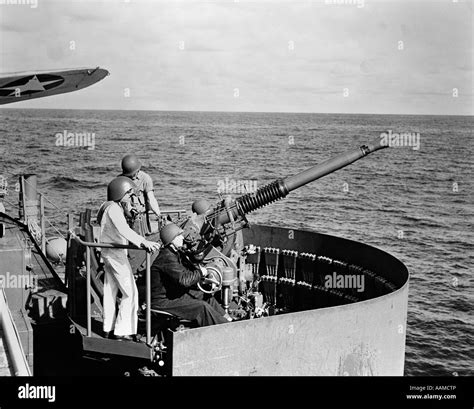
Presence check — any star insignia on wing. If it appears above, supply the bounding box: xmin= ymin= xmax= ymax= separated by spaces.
xmin=0 ymin=75 xmax=63 ymax=96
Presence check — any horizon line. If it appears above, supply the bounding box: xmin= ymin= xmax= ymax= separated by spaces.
xmin=0 ymin=107 xmax=473 ymax=117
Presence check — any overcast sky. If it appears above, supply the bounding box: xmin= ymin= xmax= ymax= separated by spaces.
xmin=0 ymin=0 xmax=472 ymax=114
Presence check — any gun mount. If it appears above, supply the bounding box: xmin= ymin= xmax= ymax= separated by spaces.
xmin=179 ymin=137 xmax=388 ymax=299
xmin=25 ymin=135 xmax=408 ymax=376
xmin=182 ymin=137 xmax=388 ymax=257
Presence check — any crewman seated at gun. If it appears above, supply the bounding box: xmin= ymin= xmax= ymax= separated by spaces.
xmin=97 ymin=176 xmax=160 ymax=341
xmin=150 ymin=223 xmax=230 ymax=327
xmin=191 ymin=199 xmax=211 ymax=216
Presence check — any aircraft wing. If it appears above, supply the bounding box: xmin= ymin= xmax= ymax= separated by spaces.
xmin=0 ymin=67 xmax=109 ymax=105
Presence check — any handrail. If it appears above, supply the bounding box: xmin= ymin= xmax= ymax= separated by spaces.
xmin=0 ymin=289 xmax=31 ymax=376
xmin=69 ymin=232 xmax=153 ymax=346
xmin=87 ymin=209 xmax=188 ymax=224
xmin=154 ymin=209 xmax=187 ymax=216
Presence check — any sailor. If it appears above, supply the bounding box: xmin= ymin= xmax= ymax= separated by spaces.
xmin=120 ymin=154 xmax=161 ymax=236
xmin=182 ymin=199 xmax=212 ymax=246
xmin=191 ymin=199 xmax=211 ymax=216
xmin=150 ymin=223 xmax=230 ymax=327
xmin=97 ymin=176 xmax=160 ymax=340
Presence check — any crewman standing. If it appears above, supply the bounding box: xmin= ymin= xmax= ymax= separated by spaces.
xmin=120 ymin=154 xmax=162 ymax=274
xmin=120 ymin=154 xmax=161 ymax=236
xmin=98 ymin=176 xmax=160 ymax=340
xmin=150 ymin=223 xmax=230 ymax=327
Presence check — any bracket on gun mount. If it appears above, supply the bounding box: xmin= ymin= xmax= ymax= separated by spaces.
xmin=188 ymin=178 xmax=290 ymax=258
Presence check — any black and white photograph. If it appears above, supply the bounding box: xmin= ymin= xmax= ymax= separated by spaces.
xmin=0 ymin=0 xmax=472 ymax=408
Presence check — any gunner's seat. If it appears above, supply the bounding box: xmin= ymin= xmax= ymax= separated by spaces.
xmin=138 ymin=305 xmax=197 ymax=334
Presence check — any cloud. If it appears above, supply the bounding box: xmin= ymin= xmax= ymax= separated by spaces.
xmin=0 ymin=0 xmax=472 ymax=114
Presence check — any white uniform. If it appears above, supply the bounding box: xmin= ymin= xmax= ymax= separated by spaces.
xmin=99 ymin=202 xmax=145 ymax=336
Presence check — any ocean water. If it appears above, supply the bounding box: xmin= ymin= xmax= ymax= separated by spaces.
xmin=0 ymin=108 xmax=473 ymax=376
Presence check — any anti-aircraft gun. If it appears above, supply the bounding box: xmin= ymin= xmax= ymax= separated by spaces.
xmin=178 ymin=137 xmax=389 ymax=316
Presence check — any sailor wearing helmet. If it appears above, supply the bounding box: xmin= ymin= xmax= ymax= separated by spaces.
xmin=97 ymin=176 xmax=160 ymax=340
xmin=120 ymin=153 xmax=161 ymax=236
xmin=150 ymin=223 xmax=230 ymax=327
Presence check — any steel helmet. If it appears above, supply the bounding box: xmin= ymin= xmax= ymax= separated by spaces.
xmin=121 ymin=154 xmax=141 ymax=177
xmin=160 ymin=223 xmax=184 ymax=246
xmin=107 ymin=176 xmax=136 ymax=201
xmin=191 ymin=199 xmax=211 ymax=215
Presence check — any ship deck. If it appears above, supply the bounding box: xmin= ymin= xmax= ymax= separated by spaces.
xmin=0 ymin=212 xmax=68 ymax=375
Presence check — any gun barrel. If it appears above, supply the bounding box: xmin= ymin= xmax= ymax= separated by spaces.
xmin=212 ymin=137 xmax=388 ymax=226
xmin=284 ymin=137 xmax=387 ymax=192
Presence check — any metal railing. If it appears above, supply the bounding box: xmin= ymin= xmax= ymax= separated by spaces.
xmin=70 ymin=233 xmax=153 ymax=345
xmin=0 ymin=289 xmax=32 ymax=376
xmin=151 ymin=209 xmax=187 ymax=219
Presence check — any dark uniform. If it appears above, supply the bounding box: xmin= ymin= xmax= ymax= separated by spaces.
xmin=151 ymin=246 xmax=228 ymax=327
